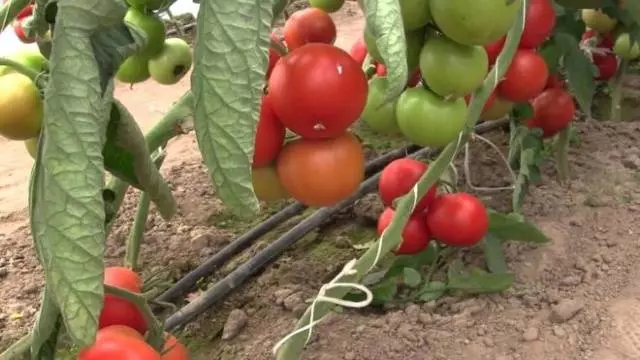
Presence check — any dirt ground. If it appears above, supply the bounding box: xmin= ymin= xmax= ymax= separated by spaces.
xmin=3 ymin=2 xmax=640 ymax=360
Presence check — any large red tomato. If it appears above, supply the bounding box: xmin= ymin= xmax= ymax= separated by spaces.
xmin=99 ymin=267 xmax=148 ymax=335
xmin=253 ymin=95 xmax=285 ymax=167
xmin=276 ymin=132 xmax=365 ymax=207
xmin=484 ymin=36 xmax=505 ymax=66
xmin=161 ymin=334 xmax=189 ymax=360
xmin=283 ymin=8 xmax=337 ymax=50
xmin=526 ymin=88 xmax=576 ymax=138
xmin=349 ymin=36 xmax=368 ymax=67
xmin=425 ymin=193 xmax=488 ymax=247
xmin=78 ymin=329 xmax=161 ymax=360
xmin=497 ymin=49 xmax=548 ymax=102
xmin=519 ymin=0 xmax=556 ymax=49
xmin=378 ymin=158 xmax=437 ymax=214
xmin=377 ymin=207 xmax=430 ymax=255
xmin=268 ymin=43 xmax=368 ymax=139
xmin=593 ymin=53 xmax=618 ymax=81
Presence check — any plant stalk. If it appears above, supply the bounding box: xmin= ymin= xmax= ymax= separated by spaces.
xmin=0 ymin=58 xmax=41 ymax=81
xmin=274 ymin=3 xmax=527 ymax=358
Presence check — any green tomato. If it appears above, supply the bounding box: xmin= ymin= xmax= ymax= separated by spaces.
xmin=148 ymin=38 xmax=193 ymax=85
xmin=400 ymin=0 xmax=431 ymax=31
xmin=0 ymin=46 xmax=48 ymax=76
xmin=364 ymin=27 xmax=425 ymax=72
xmin=116 ymin=54 xmax=151 ymax=84
xmin=396 ymin=87 xmax=467 ymax=148
xmin=126 ymin=0 xmax=168 ymax=10
xmin=125 ymin=8 xmax=166 ymax=57
xmin=419 ymin=33 xmax=488 ymax=97
xmin=25 ymin=136 xmax=38 ymax=159
xmin=360 ymin=76 xmax=401 ymax=135
xmin=613 ymin=33 xmax=640 ymax=60
xmin=309 ymin=0 xmax=345 ymax=13
xmin=582 ymin=9 xmax=617 ymax=33
xmin=430 ymin=0 xmax=523 ymax=46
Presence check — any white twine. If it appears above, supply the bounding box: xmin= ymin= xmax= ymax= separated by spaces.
xmin=464 ymin=133 xmax=516 ymax=192
xmin=272 ymin=259 xmax=373 ymax=356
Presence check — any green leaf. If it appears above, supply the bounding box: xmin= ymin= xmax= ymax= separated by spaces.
xmin=539 ymin=41 xmax=562 ymax=72
xmin=90 ymin=25 xmax=143 ymax=93
xmin=402 ymin=267 xmax=422 ymax=287
xmin=482 ymin=234 xmax=509 ymax=274
xmin=386 ymin=242 xmax=439 ymax=278
xmin=417 ymin=281 xmax=446 ymax=302
xmin=361 ymin=269 xmax=388 ymax=286
xmin=554 ymin=33 xmax=597 ymax=116
xmin=448 ymin=267 xmax=514 ymax=294
xmin=511 ymin=102 xmax=534 ymax=121
xmin=488 ymin=210 xmax=551 ymax=243
xmin=30 ymin=287 xmax=61 ymax=359
xmin=370 ymin=279 xmax=398 ymax=305
xmin=29 ymin=0 xmax=129 ymax=347
xmin=363 ymin=0 xmax=408 ymax=102
xmin=191 ymin=0 xmax=271 ymax=218
xmin=553 ymin=9 xmax=585 ymax=39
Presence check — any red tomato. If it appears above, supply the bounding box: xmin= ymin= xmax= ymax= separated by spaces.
xmin=161 ymin=334 xmax=189 ymax=360
xmin=581 ymin=29 xmax=614 ymax=49
xmin=349 ymin=36 xmax=368 ymax=67
xmin=593 ymin=53 xmax=618 ymax=81
xmin=16 ymin=4 xmax=33 ymax=20
xmin=377 ymin=207 xmax=430 ymax=255
xmin=425 ymin=193 xmax=488 ymax=247
xmin=545 ymin=73 xmax=565 ymax=89
xmin=283 ymin=8 xmax=337 ymax=50
xmin=378 ymin=158 xmax=437 ymax=214
xmin=12 ymin=17 xmax=34 ymax=44
xmin=253 ymin=95 xmax=285 ymax=167
xmin=484 ymin=36 xmax=506 ymax=66
xmin=99 ymin=267 xmax=148 ymax=335
xmin=98 ymin=325 xmax=145 ymax=341
xmin=519 ymin=0 xmax=556 ymax=49
xmin=266 ymin=48 xmax=281 ymax=79
xmin=464 ymin=90 xmax=497 ymax=113
xmin=497 ymin=49 xmax=548 ymax=102
xmin=78 ymin=329 xmax=161 ymax=360
xmin=376 ymin=63 xmax=387 ymax=76
xmin=268 ymin=43 xmax=368 ymax=139
xmin=526 ymin=88 xmax=575 ymax=138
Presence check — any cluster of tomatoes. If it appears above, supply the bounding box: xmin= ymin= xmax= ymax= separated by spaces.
xmin=376 ymin=158 xmax=489 ymax=253
xmin=78 ymin=267 xmax=188 ymax=359
xmin=3 ymin=0 xmax=38 ymax=44
xmin=251 ymin=6 xmax=369 ymax=207
xmin=116 ymin=0 xmax=193 ymax=86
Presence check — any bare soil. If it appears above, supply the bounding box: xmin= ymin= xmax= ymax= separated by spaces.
xmin=3 ymin=2 xmax=640 ymax=360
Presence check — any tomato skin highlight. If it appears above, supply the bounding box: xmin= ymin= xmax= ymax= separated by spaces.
xmin=426 ymin=193 xmax=489 ymax=247
xmin=519 ymin=0 xmax=556 ymax=49
xmin=99 ymin=267 xmax=148 ymax=335
xmin=377 ymin=207 xmax=430 ymax=255
xmin=526 ymin=88 xmax=576 ymax=138
xmin=497 ymin=49 xmax=548 ymax=102
xmin=253 ymin=95 xmax=285 ymax=168
xmin=78 ymin=329 xmax=162 ymax=360
xmin=378 ymin=158 xmax=437 ymax=214
xmin=283 ymin=8 xmax=337 ymax=50
xmin=268 ymin=43 xmax=368 ymax=139
xmin=276 ymin=133 xmax=365 ymax=207
xmin=593 ymin=53 xmax=618 ymax=81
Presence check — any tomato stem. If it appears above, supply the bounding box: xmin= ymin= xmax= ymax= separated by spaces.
xmin=0 ymin=0 xmax=31 ymax=32
xmin=104 ymin=285 xmax=166 ymax=352
xmin=0 ymin=57 xmax=41 ymax=82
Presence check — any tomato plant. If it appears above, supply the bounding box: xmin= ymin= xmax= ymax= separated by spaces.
xmin=497 ymin=49 xmax=548 ymax=102
xmin=425 ymin=193 xmax=489 ymax=247
xmin=378 ymin=158 xmax=436 ymax=214
xmin=99 ymin=267 xmax=148 ymax=334
xmin=283 ymin=7 xmax=337 ymax=50
xmin=526 ymin=88 xmax=576 ymax=138
xmin=377 ymin=207 xmax=430 ymax=255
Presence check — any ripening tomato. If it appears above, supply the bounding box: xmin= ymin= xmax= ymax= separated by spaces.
xmin=78 ymin=329 xmax=161 ymax=360
xmin=593 ymin=53 xmax=618 ymax=81
xmin=349 ymin=36 xmax=368 ymax=67
xmin=545 ymin=73 xmax=565 ymax=89
xmin=425 ymin=193 xmax=489 ymax=247
xmin=283 ymin=8 xmax=337 ymax=50
xmin=276 ymin=132 xmax=365 ymax=207
xmin=377 ymin=207 xmax=430 ymax=255
xmin=268 ymin=43 xmax=368 ymax=139
xmin=252 ymin=165 xmax=290 ymax=202
xmin=497 ymin=49 xmax=548 ymax=102
xmin=376 ymin=63 xmax=387 ymax=76
xmin=378 ymin=158 xmax=437 ymax=214
xmin=161 ymin=334 xmax=189 ymax=360
xmin=407 ymin=69 xmax=422 ymax=87
xmin=519 ymin=0 xmax=556 ymax=49
xmin=464 ymin=90 xmax=497 ymax=114
xmin=13 ymin=17 xmax=35 ymax=44
xmin=526 ymin=88 xmax=576 ymax=138
xmin=484 ymin=36 xmax=505 ymax=66
xmin=581 ymin=29 xmax=614 ymax=49
xmin=99 ymin=267 xmax=148 ymax=335
xmin=253 ymin=95 xmax=285 ymax=168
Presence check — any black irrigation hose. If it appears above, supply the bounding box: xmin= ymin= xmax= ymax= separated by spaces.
xmin=162 ymin=119 xmax=508 ymax=331
xmin=158 ymin=144 xmax=421 ymax=303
